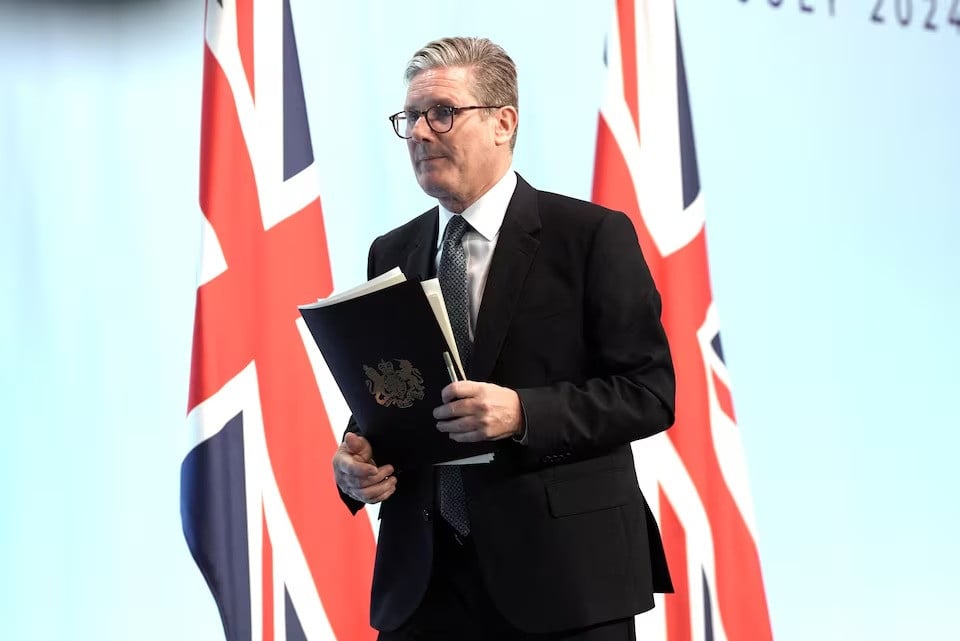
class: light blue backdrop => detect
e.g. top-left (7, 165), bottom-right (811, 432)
top-left (1, 1), bottom-right (957, 640)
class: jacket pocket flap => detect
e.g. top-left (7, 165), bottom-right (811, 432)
top-left (545, 468), bottom-right (635, 517)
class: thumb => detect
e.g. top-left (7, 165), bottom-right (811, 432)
top-left (344, 432), bottom-right (370, 458)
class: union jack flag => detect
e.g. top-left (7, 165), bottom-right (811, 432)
top-left (180, 1), bottom-right (376, 639)
top-left (592, 2), bottom-right (775, 640)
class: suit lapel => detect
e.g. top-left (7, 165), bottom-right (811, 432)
top-left (401, 208), bottom-right (439, 281)
top-left (471, 176), bottom-right (541, 382)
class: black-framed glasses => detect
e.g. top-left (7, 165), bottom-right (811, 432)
top-left (388, 104), bottom-right (504, 139)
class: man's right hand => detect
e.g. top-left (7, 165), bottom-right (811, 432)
top-left (333, 432), bottom-right (397, 504)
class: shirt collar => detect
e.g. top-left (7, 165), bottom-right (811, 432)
top-left (437, 169), bottom-right (517, 247)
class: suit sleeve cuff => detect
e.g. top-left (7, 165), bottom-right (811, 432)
top-left (511, 396), bottom-right (529, 445)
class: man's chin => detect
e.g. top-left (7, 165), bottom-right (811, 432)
top-left (416, 174), bottom-right (450, 200)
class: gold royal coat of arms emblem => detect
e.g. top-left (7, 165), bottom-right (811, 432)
top-left (363, 359), bottom-right (425, 408)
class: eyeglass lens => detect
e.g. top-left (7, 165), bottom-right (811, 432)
top-left (394, 106), bottom-right (455, 138)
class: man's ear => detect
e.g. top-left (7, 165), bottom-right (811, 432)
top-left (493, 106), bottom-right (518, 146)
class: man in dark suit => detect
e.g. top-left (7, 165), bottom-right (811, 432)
top-left (333, 37), bottom-right (675, 640)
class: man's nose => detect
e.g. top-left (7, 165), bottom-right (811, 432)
top-left (409, 113), bottom-right (434, 142)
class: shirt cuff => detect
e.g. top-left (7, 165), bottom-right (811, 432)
top-left (511, 397), bottom-right (529, 445)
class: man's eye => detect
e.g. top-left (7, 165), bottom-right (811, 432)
top-left (433, 106), bottom-right (455, 119)
top-left (403, 110), bottom-right (419, 121)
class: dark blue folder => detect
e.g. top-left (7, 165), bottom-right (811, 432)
top-left (299, 280), bottom-right (493, 469)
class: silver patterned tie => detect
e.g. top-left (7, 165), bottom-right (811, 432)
top-left (437, 214), bottom-right (472, 536)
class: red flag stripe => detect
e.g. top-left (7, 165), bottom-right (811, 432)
top-left (711, 371), bottom-right (736, 423)
top-left (660, 489), bottom-right (691, 641)
top-left (616, 0), bottom-right (640, 140)
top-left (237, 0), bottom-right (255, 102)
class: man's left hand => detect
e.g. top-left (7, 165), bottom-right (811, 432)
top-left (433, 381), bottom-right (524, 442)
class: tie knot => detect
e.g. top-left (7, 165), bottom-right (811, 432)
top-left (443, 215), bottom-right (470, 246)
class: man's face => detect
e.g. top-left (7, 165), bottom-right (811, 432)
top-left (404, 66), bottom-right (509, 213)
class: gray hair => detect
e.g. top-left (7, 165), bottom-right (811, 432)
top-left (404, 37), bottom-right (519, 149)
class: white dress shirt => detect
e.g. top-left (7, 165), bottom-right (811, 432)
top-left (434, 169), bottom-right (518, 341)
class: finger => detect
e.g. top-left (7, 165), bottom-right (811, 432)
top-left (356, 464), bottom-right (395, 488)
top-left (336, 470), bottom-right (376, 499)
top-left (365, 481), bottom-right (398, 504)
top-left (334, 452), bottom-right (379, 481)
top-left (337, 465), bottom-right (394, 490)
top-left (335, 447), bottom-right (378, 473)
top-left (357, 476), bottom-right (398, 503)
top-left (436, 417), bottom-right (476, 434)
top-left (433, 401), bottom-right (455, 421)
top-left (344, 432), bottom-right (372, 459)
top-left (440, 380), bottom-right (479, 403)
top-left (433, 397), bottom-right (477, 421)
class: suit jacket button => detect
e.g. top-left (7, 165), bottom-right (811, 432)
top-left (422, 509), bottom-right (432, 522)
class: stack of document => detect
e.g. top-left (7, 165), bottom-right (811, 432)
top-left (299, 268), bottom-right (494, 469)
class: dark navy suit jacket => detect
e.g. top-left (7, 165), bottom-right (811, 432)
top-left (341, 175), bottom-right (675, 634)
